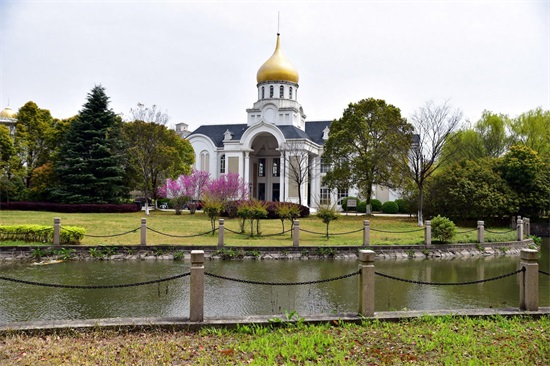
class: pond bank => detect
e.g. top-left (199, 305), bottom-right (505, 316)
top-left (0, 240), bottom-right (535, 262)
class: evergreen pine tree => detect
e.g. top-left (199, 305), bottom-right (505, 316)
top-left (54, 85), bottom-right (128, 203)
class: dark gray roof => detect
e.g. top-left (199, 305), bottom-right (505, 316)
top-left (188, 124), bottom-right (248, 147)
top-left (305, 120), bottom-right (333, 145)
top-left (188, 120), bottom-right (333, 147)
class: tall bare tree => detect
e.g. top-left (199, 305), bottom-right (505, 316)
top-left (280, 139), bottom-right (318, 206)
top-left (408, 101), bottom-right (462, 226)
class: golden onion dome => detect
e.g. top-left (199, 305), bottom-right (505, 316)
top-left (0, 106), bottom-right (16, 119)
top-left (256, 34), bottom-right (299, 84)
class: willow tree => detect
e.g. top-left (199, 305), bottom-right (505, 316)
top-left (322, 98), bottom-right (413, 214)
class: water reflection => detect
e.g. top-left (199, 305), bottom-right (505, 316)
top-left (0, 243), bottom-right (548, 323)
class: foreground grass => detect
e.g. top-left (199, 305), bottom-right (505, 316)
top-left (0, 315), bottom-right (548, 365)
top-left (0, 210), bottom-right (517, 246)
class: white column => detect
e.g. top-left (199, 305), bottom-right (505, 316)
top-left (243, 151), bottom-right (250, 188)
top-left (282, 150), bottom-right (289, 202)
top-left (311, 155), bottom-right (321, 209)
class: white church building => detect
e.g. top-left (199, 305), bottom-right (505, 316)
top-left (186, 34), bottom-right (399, 210)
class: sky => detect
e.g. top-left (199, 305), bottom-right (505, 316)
top-left (0, 0), bottom-right (548, 132)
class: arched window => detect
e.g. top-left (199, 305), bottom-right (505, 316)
top-left (200, 151), bottom-right (210, 172)
top-left (289, 87), bottom-right (293, 100)
top-left (261, 86), bottom-right (265, 99)
top-left (220, 154), bottom-right (226, 174)
top-left (279, 85), bottom-right (284, 98)
top-left (269, 85), bottom-right (274, 98)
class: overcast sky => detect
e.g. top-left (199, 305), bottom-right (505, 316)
top-left (1, 1), bottom-right (548, 131)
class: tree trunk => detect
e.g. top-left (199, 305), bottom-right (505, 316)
top-left (365, 186), bottom-right (373, 214)
top-left (417, 185), bottom-right (424, 226)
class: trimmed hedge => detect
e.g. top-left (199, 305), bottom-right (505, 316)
top-left (0, 202), bottom-right (141, 213)
top-left (381, 201), bottom-right (399, 214)
top-left (370, 199), bottom-right (382, 211)
top-left (0, 225), bottom-right (86, 245)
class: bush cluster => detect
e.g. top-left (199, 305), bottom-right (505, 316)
top-left (370, 199), bottom-right (382, 211)
top-left (0, 202), bottom-right (140, 213)
top-left (0, 225), bottom-right (85, 245)
top-left (381, 201), bottom-right (399, 214)
top-left (220, 201), bottom-right (309, 219)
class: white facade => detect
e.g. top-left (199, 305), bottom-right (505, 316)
top-left (186, 34), bottom-right (396, 210)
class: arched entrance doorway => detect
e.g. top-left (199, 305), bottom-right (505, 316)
top-left (249, 133), bottom-right (281, 201)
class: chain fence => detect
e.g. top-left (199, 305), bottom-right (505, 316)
top-left (147, 227), bottom-right (215, 238)
top-left (205, 270), bottom-right (360, 286)
top-left (455, 228), bottom-right (478, 234)
top-left (375, 267), bottom-right (525, 286)
top-left (0, 272), bottom-right (190, 289)
top-left (540, 270), bottom-right (550, 276)
top-left (298, 227), bottom-right (365, 236)
top-left (63, 226), bottom-right (141, 238)
top-left (484, 228), bottom-right (516, 234)
top-left (223, 227), bottom-right (290, 237)
top-left (370, 227), bottom-right (424, 234)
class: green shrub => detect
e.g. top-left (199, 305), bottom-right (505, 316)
top-left (317, 204), bottom-right (339, 239)
top-left (431, 215), bottom-right (457, 243)
top-left (0, 225), bottom-right (85, 245)
top-left (394, 198), bottom-right (409, 213)
top-left (381, 201), bottom-right (399, 214)
top-left (370, 199), bottom-right (382, 211)
top-left (357, 201), bottom-right (366, 213)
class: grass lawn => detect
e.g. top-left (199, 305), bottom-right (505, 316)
top-left (0, 210), bottom-right (517, 247)
top-left (1, 315), bottom-right (548, 365)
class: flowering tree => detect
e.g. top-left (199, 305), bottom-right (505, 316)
top-left (201, 173), bottom-right (249, 230)
top-left (159, 170), bottom-right (210, 214)
top-left (204, 173), bottom-right (248, 202)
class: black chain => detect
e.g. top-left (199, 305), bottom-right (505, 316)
top-left (375, 267), bottom-right (525, 286)
top-left (456, 229), bottom-right (478, 234)
top-left (299, 228), bottom-right (328, 235)
top-left (224, 227), bottom-right (246, 235)
top-left (484, 229), bottom-right (516, 234)
top-left (261, 229), bottom-right (291, 237)
top-left (328, 228), bottom-right (365, 236)
top-left (147, 227), bottom-right (214, 238)
top-left (73, 227), bottom-right (140, 238)
top-left (0, 272), bottom-right (190, 289)
top-left (205, 270), bottom-right (360, 286)
top-left (370, 228), bottom-right (424, 233)
top-left (540, 270), bottom-right (550, 276)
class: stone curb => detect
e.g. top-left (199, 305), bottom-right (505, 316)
top-left (0, 240), bottom-right (534, 262)
top-left (1, 307), bottom-right (548, 333)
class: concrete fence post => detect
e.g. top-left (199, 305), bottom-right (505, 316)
top-left (358, 250), bottom-right (376, 317)
top-left (53, 217), bottom-right (61, 245)
top-left (363, 220), bottom-right (370, 247)
top-left (524, 218), bottom-right (530, 237)
top-left (218, 219), bottom-right (225, 248)
top-left (190, 250), bottom-right (205, 322)
top-left (519, 249), bottom-right (539, 311)
top-left (477, 220), bottom-right (484, 244)
top-left (517, 219), bottom-right (524, 241)
top-left (293, 220), bottom-right (300, 247)
top-left (424, 220), bottom-right (432, 246)
top-left (140, 218), bottom-right (147, 246)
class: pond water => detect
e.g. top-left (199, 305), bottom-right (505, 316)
top-left (0, 240), bottom-right (548, 323)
